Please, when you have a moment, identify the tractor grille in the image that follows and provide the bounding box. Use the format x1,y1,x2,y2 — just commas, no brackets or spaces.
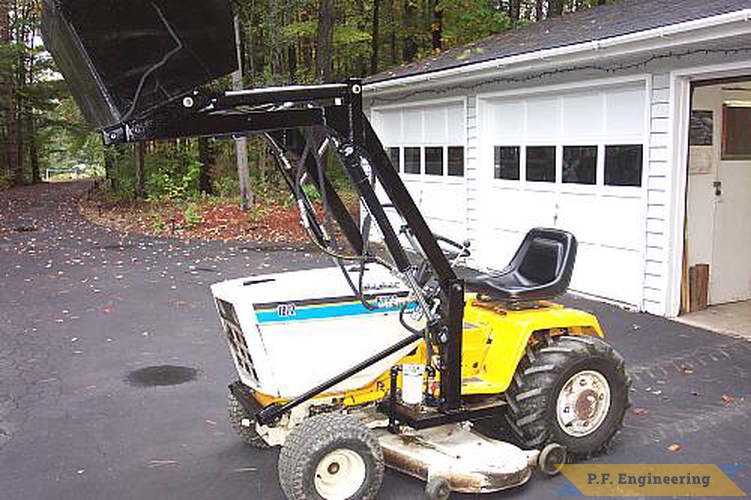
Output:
216,299,259,384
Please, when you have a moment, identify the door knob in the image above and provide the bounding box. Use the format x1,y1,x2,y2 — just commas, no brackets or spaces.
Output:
713,180,722,197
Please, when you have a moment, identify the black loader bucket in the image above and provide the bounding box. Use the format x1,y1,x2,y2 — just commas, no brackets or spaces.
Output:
42,0,237,129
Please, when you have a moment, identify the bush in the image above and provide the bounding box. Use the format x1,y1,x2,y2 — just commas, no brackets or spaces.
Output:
0,171,13,190
145,154,202,202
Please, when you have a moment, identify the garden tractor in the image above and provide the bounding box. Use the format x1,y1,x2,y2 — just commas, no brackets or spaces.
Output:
42,1,630,498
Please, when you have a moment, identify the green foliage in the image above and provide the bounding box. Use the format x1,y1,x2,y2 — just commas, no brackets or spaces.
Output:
151,216,167,234
302,183,322,202
439,0,510,48
0,171,12,190
183,203,204,226
145,153,202,202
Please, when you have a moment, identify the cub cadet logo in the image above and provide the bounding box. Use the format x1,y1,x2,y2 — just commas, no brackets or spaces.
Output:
376,295,409,309
276,303,297,318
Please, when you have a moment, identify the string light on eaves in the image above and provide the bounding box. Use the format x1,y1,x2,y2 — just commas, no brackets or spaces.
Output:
371,47,751,104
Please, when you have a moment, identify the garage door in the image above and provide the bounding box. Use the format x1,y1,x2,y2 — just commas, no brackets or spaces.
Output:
477,82,648,306
371,101,467,240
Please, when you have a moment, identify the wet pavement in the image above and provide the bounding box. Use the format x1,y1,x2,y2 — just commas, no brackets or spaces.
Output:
0,182,749,499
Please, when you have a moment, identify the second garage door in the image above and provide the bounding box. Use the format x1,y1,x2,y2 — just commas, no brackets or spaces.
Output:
476,81,648,306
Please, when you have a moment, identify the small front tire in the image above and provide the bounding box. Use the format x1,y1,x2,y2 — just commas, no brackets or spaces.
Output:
425,476,452,500
228,393,270,449
539,443,567,476
278,413,384,500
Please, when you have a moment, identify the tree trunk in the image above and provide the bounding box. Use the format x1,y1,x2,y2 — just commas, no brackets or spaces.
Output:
370,0,380,74
29,115,39,183
104,146,115,190
535,0,544,20
315,0,334,82
233,13,253,210
402,0,418,61
389,0,397,65
134,142,145,198
2,0,21,185
548,0,564,18
197,137,214,195
509,0,521,25
431,0,443,51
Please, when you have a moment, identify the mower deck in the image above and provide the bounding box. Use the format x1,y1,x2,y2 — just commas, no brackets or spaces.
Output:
376,424,537,494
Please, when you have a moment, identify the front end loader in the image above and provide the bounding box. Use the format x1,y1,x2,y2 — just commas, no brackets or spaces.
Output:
42,2,630,498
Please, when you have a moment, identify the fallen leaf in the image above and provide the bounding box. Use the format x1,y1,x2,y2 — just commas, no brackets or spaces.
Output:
721,394,735,406
632,407,650,416
680,363,695,375
667,443,683,452
147,459,178,468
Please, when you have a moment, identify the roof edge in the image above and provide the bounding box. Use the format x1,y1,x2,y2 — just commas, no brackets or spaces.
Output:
365,8,751,95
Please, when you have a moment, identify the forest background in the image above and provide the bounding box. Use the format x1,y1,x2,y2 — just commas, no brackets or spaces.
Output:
0,0,610,215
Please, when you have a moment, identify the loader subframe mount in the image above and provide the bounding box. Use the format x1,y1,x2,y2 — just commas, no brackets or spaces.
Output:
105,79,466,426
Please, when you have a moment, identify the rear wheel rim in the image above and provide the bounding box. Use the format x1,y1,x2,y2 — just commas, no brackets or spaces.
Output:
314,448,366,500
556,369,611,437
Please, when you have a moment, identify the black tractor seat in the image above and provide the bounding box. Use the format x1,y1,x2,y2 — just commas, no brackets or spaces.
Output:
465,228,577,303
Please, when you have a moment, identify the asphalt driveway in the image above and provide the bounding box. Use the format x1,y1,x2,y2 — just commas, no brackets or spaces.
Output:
0,182,749,499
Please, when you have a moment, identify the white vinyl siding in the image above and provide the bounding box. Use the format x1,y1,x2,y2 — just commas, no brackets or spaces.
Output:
639,72,672,314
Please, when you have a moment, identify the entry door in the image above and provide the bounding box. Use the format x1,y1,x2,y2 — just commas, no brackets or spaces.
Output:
710,160,751,304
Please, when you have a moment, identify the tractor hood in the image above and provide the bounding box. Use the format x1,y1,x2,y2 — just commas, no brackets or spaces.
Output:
41,0,237,129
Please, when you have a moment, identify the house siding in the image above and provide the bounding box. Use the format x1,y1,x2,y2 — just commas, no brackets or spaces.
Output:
465,95,480,254
643,71,672,315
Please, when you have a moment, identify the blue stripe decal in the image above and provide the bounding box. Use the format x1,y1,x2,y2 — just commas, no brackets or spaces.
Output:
256,301,417,324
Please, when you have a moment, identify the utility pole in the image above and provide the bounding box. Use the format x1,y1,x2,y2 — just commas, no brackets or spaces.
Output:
233,13,253,210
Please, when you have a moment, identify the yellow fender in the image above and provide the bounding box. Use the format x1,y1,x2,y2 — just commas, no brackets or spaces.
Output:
461,296,604,395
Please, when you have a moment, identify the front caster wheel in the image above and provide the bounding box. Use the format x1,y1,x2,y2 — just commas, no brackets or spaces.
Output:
425,476,452,500
539,443,567,476
228,393,269,449
278,413,384,500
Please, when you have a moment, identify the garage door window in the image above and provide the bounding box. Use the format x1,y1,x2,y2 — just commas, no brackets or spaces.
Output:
605,145,643,187
425,147,444,175
388,147,401,172
404,147,421,174
494,146,520,180
448,147,465,177
563,146,597,185
527,146,556,182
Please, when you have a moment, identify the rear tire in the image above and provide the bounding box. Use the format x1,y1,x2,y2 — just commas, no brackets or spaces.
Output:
504,335,629,457
228,393,270,449
278,413,384,500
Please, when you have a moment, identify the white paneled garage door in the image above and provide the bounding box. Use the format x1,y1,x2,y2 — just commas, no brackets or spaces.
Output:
371,101,467,240
477,81,648,306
